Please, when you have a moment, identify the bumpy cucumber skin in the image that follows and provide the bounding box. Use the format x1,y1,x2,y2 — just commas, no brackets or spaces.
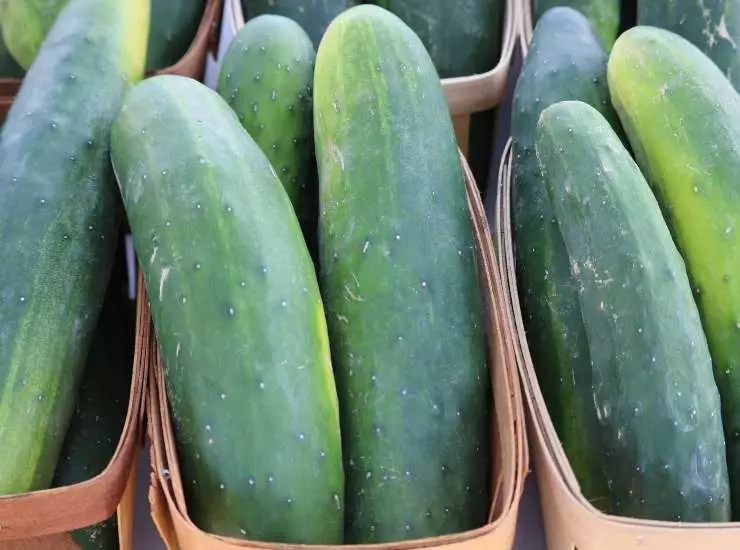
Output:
537,100,731,522
315,5,490,543
217,14,317,255
533,0,620,50
0,0,148,496
147,0,206,72
638,0,740,91
0,0,69,70
512,6,624,506
376,0,502,77
111,74,344,544
241,0,360,47
52,244,134,550
608,25,740,519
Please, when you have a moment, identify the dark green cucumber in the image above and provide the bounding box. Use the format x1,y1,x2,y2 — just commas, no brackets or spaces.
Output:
511,6,624,506
52,243,135,550
638,0,740,91
0,0,148,496
0,0,69,70
377,0,503,77
533,0,620,50
608,25,740,520
0,24,25,78
314,5,490,543
537,99,731,522
111,74,344,544
147,0,206,72
217,14,317,253
241,0,360,47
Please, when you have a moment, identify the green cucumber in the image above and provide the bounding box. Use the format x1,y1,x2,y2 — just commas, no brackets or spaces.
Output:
0,0,69,70
314,5,490,543
376,0,503,77
638,0,740,91
111,74,344,544
217,14,317,255
512,6,624,504
533,0,620,50
0,25,25,78
608,25,740,519
0,0,148,496
241,0,360,48
147,0,206,72
536,99,731,522
52,243,135,550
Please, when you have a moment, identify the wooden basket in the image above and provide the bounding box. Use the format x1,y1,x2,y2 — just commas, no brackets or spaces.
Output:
143,152,528,550
0,0,224,124
219,0,518,157
494,139,740,549
0,272,149,550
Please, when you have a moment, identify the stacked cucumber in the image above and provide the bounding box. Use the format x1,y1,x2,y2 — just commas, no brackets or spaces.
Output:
0,0,496,548
514,4,740,522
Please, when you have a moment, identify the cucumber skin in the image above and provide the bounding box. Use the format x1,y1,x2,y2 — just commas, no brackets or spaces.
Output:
377,0,503,77
147,0,206,72
512,6,623,505
241,0,361,47
111,74,344,544
217,14,317,254
0,0,69,70
638,0,740,91
52,244,135,550
533,0,620,50
314,5,490,543
608,25,740,519
0,26,25,78
0,0,148,496
537,100,731,522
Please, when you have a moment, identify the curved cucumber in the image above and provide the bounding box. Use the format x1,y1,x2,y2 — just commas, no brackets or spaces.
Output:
217,14,317,250
609,25,740,519
533,0,620,50
537,99,731,522
111,74,344,544
0,0,148,496
512,6,623,504
241,0,360,47
638,0,740,91
147,0,206,72
53,245,134,550
0,0,69,70
315,5,490,543
379,0,503,77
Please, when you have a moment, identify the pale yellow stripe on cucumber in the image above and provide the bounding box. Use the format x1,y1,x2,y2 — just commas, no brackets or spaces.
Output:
117,0,150,83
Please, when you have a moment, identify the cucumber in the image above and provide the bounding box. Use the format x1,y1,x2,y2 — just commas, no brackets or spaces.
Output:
536,99,731,522
217,14,317,256
314,5,490,543
147,0,206,72
532,0,620,50
609,25,740,519
52,242,135,550
241,0,360,48
0,0,69,70
0,0,149,496
638,0,740,91
377,0,503,77
0,25,25,78
512,6,624,504
110,74,344,544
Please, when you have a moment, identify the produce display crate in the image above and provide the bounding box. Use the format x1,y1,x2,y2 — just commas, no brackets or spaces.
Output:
0,272,149,550
494,140,740,549
0,0,224,124
143,152,528,550
218,0,519,157
519,0,534,49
